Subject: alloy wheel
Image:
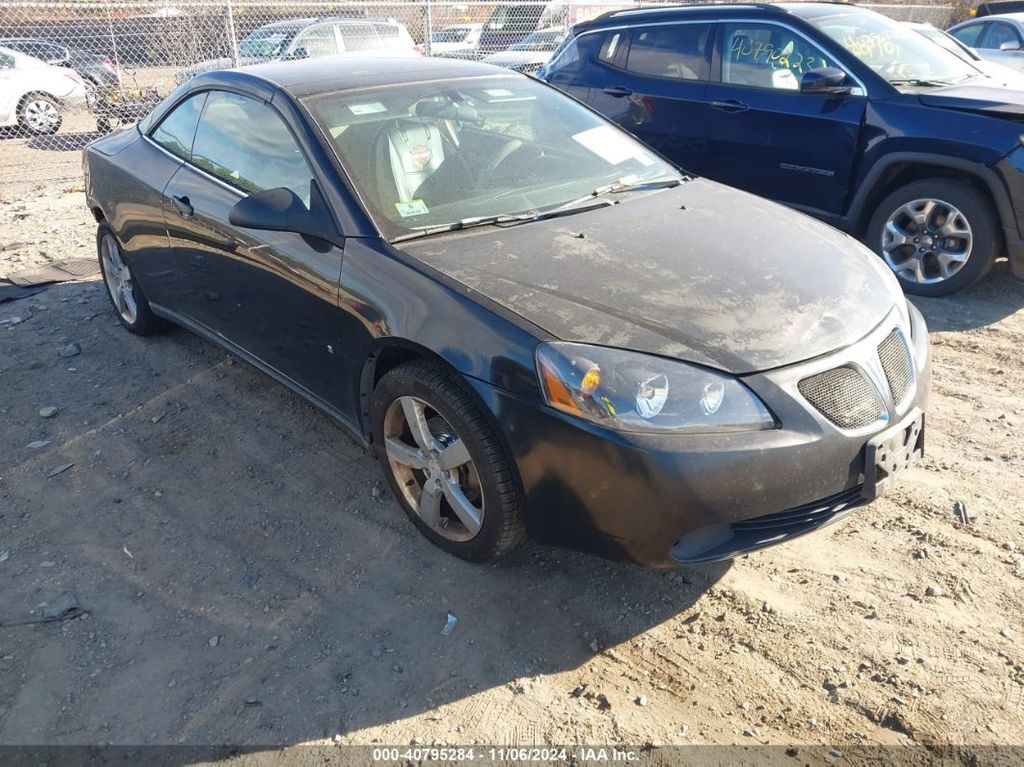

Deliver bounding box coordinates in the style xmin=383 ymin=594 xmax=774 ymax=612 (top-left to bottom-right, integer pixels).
xmin=100 ymin=233 xmax=138 ymax=324
xmin=22 ymin=98 xmax=60 ymax=133
xmin=383 ymin=395 xmax=484 ymax=541
xmin=880 ymin=197 xmax=972 ymax=285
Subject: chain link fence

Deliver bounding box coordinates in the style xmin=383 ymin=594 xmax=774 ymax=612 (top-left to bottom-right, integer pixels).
xmin=0 ymin=0 xmax=955 ymax=175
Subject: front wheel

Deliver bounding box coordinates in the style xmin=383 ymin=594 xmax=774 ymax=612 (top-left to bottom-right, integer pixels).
xmin=371 ymin=360 xmax=525 ymax=562
xmin=18 ymin=93 xmax=62 ymax=135
xmin=866 ymin=178 xmax=999 ymax=296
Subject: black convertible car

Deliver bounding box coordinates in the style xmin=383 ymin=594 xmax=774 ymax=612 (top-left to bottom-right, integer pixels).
xmin=83 ymin=57 xmax=931 ymax=567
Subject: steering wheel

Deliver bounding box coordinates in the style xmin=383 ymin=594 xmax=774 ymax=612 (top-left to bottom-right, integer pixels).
xmin=484 ymin=142 xmax=545 ymax=185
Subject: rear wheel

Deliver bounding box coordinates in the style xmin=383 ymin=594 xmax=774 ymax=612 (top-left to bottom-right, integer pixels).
xmin=17 ymin=93 xmax=62 ymax=135
xmin=371 ymin=360 xmax=525 ymax=562
xmin=867 ymin=178 xmax=998 ymax=296
xmin=97 ymin=224 xmax=165 ymax=335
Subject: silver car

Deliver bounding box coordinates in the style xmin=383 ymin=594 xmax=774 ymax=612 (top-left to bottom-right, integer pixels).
xmin=948 ymin=12 xmax=1024 ymax=73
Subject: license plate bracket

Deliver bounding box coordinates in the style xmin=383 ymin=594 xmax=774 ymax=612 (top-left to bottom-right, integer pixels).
xmin=863 ymin=410 xmax=924 ymax=501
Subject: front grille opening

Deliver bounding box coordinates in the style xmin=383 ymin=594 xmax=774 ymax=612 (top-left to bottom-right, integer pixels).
xmin=878 ymin=328 xmax=913 ymax=405
xmin=798 ymin=365 xmax=883 ymax=430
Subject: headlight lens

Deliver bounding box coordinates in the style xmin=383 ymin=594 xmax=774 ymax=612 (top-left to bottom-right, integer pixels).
xmin=536 ymin=342 xmax=777 ymax=434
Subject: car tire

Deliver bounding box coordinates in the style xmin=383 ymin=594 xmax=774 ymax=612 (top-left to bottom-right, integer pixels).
xmin=371 ymin=360 xmax=525 ymax=562
xmin=17 ymin=92 xmax=62 ymax=135
xmin=867 ymin=178 xmax=999 ymax=297
xmin=96 ymin=224 xmax=165 ymax=336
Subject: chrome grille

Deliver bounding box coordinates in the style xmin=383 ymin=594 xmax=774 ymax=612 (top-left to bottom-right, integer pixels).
xmin=798 ymin=366 xmax=883 ymax=430
xmin=878 ymin=329 xmax=913 ymax=405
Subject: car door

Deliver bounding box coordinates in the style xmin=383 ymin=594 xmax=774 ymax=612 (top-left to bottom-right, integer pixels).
xmin=129 ymin=90 xmax=208 ymax=305
xmin=704 ymin=21 xmax=866 ymax=219
xmin=580 ymin=22 xmax=715 ymax=176
xmin=0 ymin=51 xmax=19 ymax=125
xmin=976 ymin=20 xmax=1024 ymax=70
xmin=160 ymin=89 xmax=350 ymax=410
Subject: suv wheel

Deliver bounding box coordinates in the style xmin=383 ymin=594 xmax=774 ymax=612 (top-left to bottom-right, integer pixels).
xmin=371 ymin=360 xmax=525 ymax=562
xmin=867 ymin=178 xmax=999 ymax=296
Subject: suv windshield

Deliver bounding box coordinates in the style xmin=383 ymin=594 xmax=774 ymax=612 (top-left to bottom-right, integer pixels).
xmin=238 ymin=25 xmax=301 ymax=58
xmin=807 ymin=10 xmax=981 ymax=84
xmin=304 ymin=76 xmax=679 ymax=239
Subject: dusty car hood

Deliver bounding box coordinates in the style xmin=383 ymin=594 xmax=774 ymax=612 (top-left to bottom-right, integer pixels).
xmin=399 ymin=181 xmax=896 ymax=374
xmin=917 ymin=82 xmax=1024 ymax=116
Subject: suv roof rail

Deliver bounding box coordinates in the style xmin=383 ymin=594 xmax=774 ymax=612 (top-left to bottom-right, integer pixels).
xmin=593 ymin=2 xmax=783 ymax=23
xmin=592 ymin=0 xmax=858 ymax=23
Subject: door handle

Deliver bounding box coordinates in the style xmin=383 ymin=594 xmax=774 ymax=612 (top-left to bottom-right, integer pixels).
xmin=602 ymin=85 xmax=633 ymax=98
xmin=711 ymin=99 xmax=749 ymax=114
xmin=171 ymin=194 xmax=194 ymax=219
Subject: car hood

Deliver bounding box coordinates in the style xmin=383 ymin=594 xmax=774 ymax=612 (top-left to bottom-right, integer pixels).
xmin=398 ymin=181 xmax=897 ymax=374
xmin=482 ymin=50 xmax=553 ymax=68
xmin=916 ymin=81 xmax=1024 ymax=116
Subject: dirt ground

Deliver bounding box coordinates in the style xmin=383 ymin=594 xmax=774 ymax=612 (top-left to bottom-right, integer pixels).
xmin=0 ymin=140 xmax=1022 ymax=754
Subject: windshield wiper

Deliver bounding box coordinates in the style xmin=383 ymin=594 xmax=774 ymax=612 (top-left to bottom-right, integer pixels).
xmin=390 ymin=177 xmax=684 ymax=244
xmin=390 ymin=199 xmax=617 ymax=243
xmin=889 ymin=78 xmax=957 ymax=87
xmin=551 ymin=176 xmax=684 ymax=213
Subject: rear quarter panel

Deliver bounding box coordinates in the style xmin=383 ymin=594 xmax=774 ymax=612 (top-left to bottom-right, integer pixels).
xmin=84 ymin=129 xmax=184 ymax=304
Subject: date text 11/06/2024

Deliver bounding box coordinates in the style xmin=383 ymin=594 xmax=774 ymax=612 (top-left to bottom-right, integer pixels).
xmin=371 ymin=747 xmax=640 ymax=762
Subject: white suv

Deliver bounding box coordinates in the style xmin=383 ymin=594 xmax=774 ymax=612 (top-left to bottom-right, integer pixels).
xmin=176 ymin=17 xmax=421 ymax=84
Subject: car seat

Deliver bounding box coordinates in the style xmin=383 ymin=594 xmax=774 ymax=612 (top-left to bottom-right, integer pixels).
xmin=374 ymin=117 xmax=447 ymax=202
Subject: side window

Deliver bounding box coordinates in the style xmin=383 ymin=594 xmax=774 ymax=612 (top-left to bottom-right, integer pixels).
xmin=624 ymin=24 xmax=712 ymax=81
xmin=190 ymin=91 xmax=314 ymax=203
xmin=980 ymin=21 xmax=1022 ymax=49
xmin=291 ymin=24 xmax=340 ymax=58
xmin=0 ymin=52 xmax=14 ymax=69
xmin=721 ymin=23 xmax=842 ymax=91
xmin=39 ymin=42 xmax=64 ymax=61
xmin=544 ymin=34 xmax=581 ymax=77
xmin=597 ymin=31 xmax=625 ymax=67
xmin=950 ymin=22 xmax=986 ymax=47
xmin=150 ymin=92 xmax=208 ymax=160
xmin=338 ymin=23 xmax=380 ymax=53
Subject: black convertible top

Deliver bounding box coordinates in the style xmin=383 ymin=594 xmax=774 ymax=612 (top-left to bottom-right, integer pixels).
xmin=219 ymin=56 xmax=514 ymax=98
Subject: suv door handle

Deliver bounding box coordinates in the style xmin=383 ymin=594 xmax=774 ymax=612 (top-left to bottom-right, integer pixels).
xmin=711 ymin=99 xmax=749 ymax=114
xmin=172 ymin=194 xmax=194 ymax=219
xmin=602 ymin=85 xmax=633 ymax=98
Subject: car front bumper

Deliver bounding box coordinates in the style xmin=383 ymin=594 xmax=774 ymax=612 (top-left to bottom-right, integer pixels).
xmin=471 ymin=303 xmax=932 ymax=567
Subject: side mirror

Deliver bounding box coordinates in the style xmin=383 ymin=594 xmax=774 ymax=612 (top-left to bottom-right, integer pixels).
xmin=800 ymin=66 xmax=852 ymax=96
xmin=999 ymin=40 xmax=1022 ymax=51
xmin=228 ymin=183 xmax=340 ymax=247
xmin=288 ymin=46 xmax=309 ymax=60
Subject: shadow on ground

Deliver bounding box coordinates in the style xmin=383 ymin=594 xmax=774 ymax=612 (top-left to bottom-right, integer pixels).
xmin=913 ymin=262 xmax=1024 ymax=331
xmin=0 ymin=280 xmax=727 ymax=745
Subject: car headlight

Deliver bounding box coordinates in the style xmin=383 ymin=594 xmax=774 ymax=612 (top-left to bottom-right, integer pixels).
xmin=536 ymin=342 xmax=777 ymax=434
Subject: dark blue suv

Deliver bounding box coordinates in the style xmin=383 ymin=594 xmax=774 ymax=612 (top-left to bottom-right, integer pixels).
xmin=540 ymin=2 xmax=1024 ymax=295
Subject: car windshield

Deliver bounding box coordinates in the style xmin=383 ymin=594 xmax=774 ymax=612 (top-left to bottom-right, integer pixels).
xmin=433 ymin=27 xmax=471 ymax=43
xmin=238 ymin=26 xmax=299 ymax=58
xmin=303 ymin=76 xmax=680 ymax=239
xmin=808 ymin=11 xmax=981 ymax=84
xmin=510 ymin=29 xmax=563 ymax=51
xmin=914 ymin=26 xmax=977 ymax=62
